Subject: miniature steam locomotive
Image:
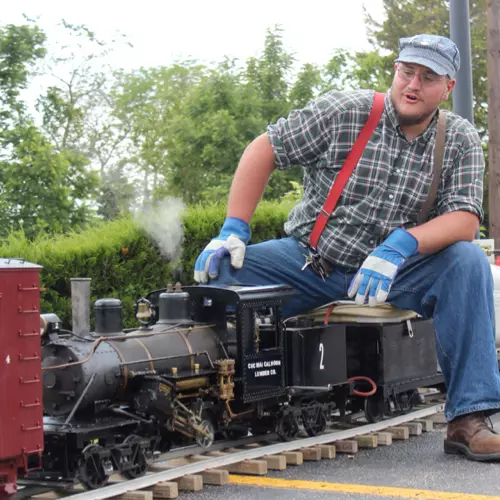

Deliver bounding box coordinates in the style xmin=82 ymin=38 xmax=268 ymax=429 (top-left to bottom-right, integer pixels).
xmin=1 ymin=260 xmax=443 ymax=495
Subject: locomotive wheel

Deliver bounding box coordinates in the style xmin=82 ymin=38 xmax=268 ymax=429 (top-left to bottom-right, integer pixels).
xmin=303 ymin=403 xmax=327 ymax=437
xmin=364 ymin=394 xmax=385 ymax=423
xmin=276 ymin=409 xmax=299 ymax=441
xmin=397 ymin=390 xmax=415 ymax=414
xmin=79 ymin=444 xmax=109 ymax=490
xmin=196 ymin=419 xmax=215 ymax=448
xmin=121 ymin=435 xmax=148 ymax=480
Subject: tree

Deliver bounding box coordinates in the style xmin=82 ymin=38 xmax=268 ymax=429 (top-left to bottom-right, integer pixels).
xmin=0 ymin=22 xmax=98 ymax=239
xmin=0 ymin=122 xmax=98 ymax=239
xmin=110 ymin=62 xmax=206 ymax=207
xmin=246 ymin=25 xmax=295 ymax=123
xmin=289 ymin=63 xmax=323 ymax=109
xmin=35 ymin=21 xmax=125 ymax=153
xmin=97 ymin=161 xmax=137 ymax=220
xmin=35 ymin=20 xmax=133 ymax=217
xmin=158 ymin=59 xmax=267 ymax=203
xmin=0 ymin=22 xmax=45 ymax=131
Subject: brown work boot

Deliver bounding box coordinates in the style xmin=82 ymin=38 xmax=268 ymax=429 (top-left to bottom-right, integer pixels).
xmin=444 ymin=411 xmax=500 ymax=461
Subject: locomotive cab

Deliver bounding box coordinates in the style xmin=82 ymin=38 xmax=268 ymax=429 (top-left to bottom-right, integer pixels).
xmin=184 ymin=284 xmax=295 ymax=403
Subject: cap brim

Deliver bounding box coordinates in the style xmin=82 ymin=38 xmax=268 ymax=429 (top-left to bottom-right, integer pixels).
xmin=396 ymin=55 xmax=449 ymax=77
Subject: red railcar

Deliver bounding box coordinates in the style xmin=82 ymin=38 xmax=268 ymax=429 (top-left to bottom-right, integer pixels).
xmin=0 ymin=259 xmax=43 ymax=499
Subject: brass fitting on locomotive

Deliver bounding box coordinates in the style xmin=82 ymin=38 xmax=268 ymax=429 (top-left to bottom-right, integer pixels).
xmin=215 ymin=359 xmax=235 ymax=400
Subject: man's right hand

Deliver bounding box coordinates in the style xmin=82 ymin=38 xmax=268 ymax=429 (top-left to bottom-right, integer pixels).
xmin=194 ymin=217 xmax=251 ymax=283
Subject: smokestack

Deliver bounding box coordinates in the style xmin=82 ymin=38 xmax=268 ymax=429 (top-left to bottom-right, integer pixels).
xmin=71 ymin=278 xmax=91 ymax=335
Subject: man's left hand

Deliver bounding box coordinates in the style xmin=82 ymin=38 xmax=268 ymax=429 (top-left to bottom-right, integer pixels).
xmin=348 ymin=228 xmax=418 ymax=306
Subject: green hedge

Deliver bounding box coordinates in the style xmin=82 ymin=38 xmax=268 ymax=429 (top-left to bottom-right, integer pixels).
xmin=2 ymin=201 xmax=292 ymax=328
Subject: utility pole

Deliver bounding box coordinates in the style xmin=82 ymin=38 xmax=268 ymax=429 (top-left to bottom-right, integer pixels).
xmin=449 ymin=0 xmax=474 ymax=125
xmin=450 ymin=1 xmax=481 ymax=239
xmin=487 ymin=0 xmax=500 ymax=248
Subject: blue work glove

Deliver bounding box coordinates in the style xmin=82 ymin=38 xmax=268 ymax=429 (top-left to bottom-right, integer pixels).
xmin=194 ymin=217 xmax=251 ymax=283
xmin=347 ymin=228 xmax=418 ymax=306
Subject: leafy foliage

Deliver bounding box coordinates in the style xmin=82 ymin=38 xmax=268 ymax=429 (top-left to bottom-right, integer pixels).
xmin=1 ymin=202 xmax=290 ymax=328
xmin=0 ymin=6 xmax=492 ymax=238
xmin=0 ymin=22 xmax=46 ymax=120
xmin=0 ymin=23 xmax=98 ymax=240
xmin=0 ymin=124 xmax=98 ymax=239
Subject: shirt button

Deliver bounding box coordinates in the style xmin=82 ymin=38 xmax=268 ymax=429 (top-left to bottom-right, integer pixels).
xmin=396 ymin=169 xmax=401 ymax=173
xmin=369 ymin=239 xmax=375 ymax=244
xmin=388 ymin=194 xmax=394 ymax=199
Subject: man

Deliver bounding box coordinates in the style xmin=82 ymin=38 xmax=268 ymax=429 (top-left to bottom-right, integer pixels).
xmin=194 ymin=34 xmax=500 ymax=461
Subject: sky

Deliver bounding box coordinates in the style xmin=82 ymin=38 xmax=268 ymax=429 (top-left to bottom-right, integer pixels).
xmin=2 ymin=0 xmax=387 ymax=73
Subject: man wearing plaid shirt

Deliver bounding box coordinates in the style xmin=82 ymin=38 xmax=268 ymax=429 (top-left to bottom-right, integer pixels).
xmin=194 ymin=34 xmax=500 ymax=461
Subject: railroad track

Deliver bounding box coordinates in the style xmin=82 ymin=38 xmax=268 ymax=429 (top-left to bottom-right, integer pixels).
xmin=19 ymin=396 xmax=447 ymax=500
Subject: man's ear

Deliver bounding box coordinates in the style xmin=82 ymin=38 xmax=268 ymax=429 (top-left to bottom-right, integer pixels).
xmin=442 ymin=78 xmax=456 ymax=101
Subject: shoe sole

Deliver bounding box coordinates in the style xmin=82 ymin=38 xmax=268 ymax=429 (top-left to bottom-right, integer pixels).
xmin=444 ymin=439 xmax=500 ymax=462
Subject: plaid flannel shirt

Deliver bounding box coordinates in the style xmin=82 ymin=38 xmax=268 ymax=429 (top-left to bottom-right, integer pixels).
xmin=267 ymin=89 xmax=484 ymax=270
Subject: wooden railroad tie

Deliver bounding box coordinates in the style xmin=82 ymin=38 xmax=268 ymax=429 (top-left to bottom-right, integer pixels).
xmin=413 ymin=419 xmax=434 ymax=432
xmin=427 ymin=412 xmax=447 ymax=425
xmin=317 ymin=445 xmax=336 ymax=459
xmin=353 ymin=435 xmax=377 ymax=449
xmin=144 ymin=481 xmax=179 ymax=499
xmin=32 ymin=490 xmax=156 ymax=500
xmin=243 ymin=442 xmax=304 ymax=465
xmin=333 ymin=440 xmax=358 ymax=454
xmin=175 ymin=475 xmax=203 ymax=492
xmin=226 ymin=447 xmax=287 ymax=470
xmin=299 ymin=447 xmax=322 ymax=461
xmin=207 ymin=450 xmax=267 ymax=475
xmin=280 ymin=450 xmax=304 ymax=465
xmin=372 ymin=432 xmax=393 ymax=446
xmin=405 ymin=422 xmax=423 ymax=436
xmin=115 ymin=493 xmax=153 ymax=500
xmin=387 ymin=426 xmax=410 ymax=440
xmin=151 ymin=460 xmax=228 ymax=486
xmin=32 ymin=493 xmax=66 ymax=499
xmin=201 ymin=450 xmax=268 ymax=475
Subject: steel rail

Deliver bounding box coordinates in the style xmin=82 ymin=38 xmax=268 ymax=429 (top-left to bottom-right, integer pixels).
xmin=62 ymin=403 xmax=445 ymax=500
xmin=155 ymin=432 xmax=280 ymax=461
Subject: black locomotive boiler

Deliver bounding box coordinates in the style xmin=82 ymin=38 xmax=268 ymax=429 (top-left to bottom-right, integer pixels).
xmin=33 ymin=284 xmax=295 ymax=489
xmin=28 ymin=282 xmax=442 ymax=490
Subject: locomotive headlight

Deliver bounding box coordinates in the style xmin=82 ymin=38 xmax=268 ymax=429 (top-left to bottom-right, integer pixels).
xmin=40 ymin=313 xmax=62 ymax=336
xmin=40 ymin=315 xmax=47 ymax=336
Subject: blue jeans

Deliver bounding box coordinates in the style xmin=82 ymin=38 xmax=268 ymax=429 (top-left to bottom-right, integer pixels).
xmin=209 ymin=237 xmax=500 ymax=421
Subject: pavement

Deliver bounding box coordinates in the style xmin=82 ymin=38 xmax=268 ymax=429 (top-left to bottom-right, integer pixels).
xmin=177 ymin=413 xmax=500 ymax=500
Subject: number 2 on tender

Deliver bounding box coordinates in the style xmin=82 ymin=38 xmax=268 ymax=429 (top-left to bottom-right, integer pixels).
xmin=319 ymin=342 xmax=325 ymax=370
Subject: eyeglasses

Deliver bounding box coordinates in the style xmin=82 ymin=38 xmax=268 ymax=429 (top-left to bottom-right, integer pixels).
xmin=397 ymin=65 xmax=446 ymax=86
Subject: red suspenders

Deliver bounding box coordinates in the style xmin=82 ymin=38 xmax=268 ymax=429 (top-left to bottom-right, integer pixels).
xmin=308 ymin=92 xmax=385 ymax=250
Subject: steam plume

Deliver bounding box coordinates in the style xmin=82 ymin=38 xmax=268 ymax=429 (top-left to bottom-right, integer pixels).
xmin=135 ymin=197 xmax=186 ymax=265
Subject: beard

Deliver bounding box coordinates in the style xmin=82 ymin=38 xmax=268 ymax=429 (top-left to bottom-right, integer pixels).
xmin=390 ymin=87 xmax=438 ymax=127
xmin=396 ymin=109 xmax=436 ymax=127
